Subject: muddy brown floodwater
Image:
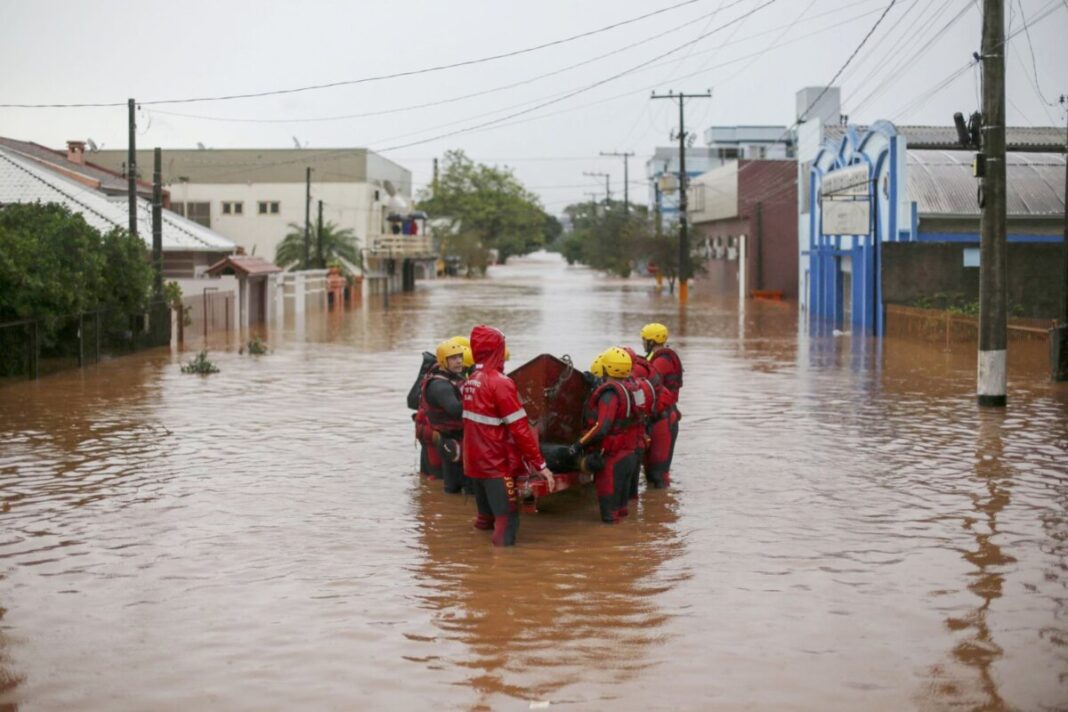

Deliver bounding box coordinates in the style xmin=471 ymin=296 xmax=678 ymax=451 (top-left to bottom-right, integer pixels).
xmin=1 ymin=252 xmax=1066 ymax=711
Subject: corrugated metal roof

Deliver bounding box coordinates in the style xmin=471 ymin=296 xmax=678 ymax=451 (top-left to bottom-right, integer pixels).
xmin=908 ymin=149 xmax=1065 ymax=217
xmin=0 ymin=137 xmax=154 ymax=197
xmin=824 ymin=124 xmax=1066 ymax=151
xmin=0 ymin=147 xmax=234 ymax=252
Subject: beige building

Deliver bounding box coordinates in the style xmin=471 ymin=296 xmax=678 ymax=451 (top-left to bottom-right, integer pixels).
xmin=89 ymin=148 xmax=436 ymax=294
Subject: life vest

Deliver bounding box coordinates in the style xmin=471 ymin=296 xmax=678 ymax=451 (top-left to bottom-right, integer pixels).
xmin=648 ymin=345 xmax=683 ymax=392
xmin=420 ymin=370 xmax=464 ymax=436
xmin=627 ymin=375 xmax=657 ymax=424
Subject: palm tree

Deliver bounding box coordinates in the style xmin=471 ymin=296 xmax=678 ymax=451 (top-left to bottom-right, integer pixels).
xmin=274 ymin=221 xmax=362 ymax=271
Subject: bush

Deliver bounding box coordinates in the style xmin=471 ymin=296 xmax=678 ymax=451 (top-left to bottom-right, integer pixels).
xmin=181 ymin=350 xmax=219 ymax=374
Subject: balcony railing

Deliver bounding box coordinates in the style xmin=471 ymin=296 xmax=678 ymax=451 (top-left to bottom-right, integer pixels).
xmin=367 ymin=234 xmax=435 ymax=258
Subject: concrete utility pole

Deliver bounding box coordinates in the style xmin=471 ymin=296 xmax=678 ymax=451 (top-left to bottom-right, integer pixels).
xmin=1054 ymin=94 xmax=1068 ymax=381
xmin=432 ymin=157 xmax=440 ymax=197
xmin=977 ymin=0 xmax=1007 ymax=407
xmin=651 ymin=90 xmax=712 ymax=305
xmin=584 ymin=171 xmax=611 ymax=205
xmin=304 ymin=167 xmax=312 ymax=270
xmin=600 ymin=151 xmax=634 ymax=214
xmin=152 ymin=148 xmax=162 ymax=296
xmin=127 ymin=98 xmax=137 ymax=239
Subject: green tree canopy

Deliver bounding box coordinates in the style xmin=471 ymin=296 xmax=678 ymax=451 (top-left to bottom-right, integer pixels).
xmin=0 ymin=202 xmax=152 ymax=322
xmin=275 ymin=220 xmax=361 ymax=271
xmin=417 ymin=150 xmax=555 ymax=272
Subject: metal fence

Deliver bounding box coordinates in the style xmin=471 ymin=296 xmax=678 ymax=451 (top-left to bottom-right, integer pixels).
xmin=0 ymin=300 xmax=170 ymax=383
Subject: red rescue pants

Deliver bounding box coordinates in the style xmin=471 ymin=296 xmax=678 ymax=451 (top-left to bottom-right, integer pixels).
xmin=644 ymin=407 xmax=679 ymax=488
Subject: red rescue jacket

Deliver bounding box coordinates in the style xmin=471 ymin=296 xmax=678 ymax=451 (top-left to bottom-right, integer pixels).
xmin=648 ymin=345 xmax=683 ymax=411
xmin=461 ymin=326 xmax=546 ymax=479
xmin=420 ymin=367 xmax=465 ymax=437
xmin=580 ymin=380 xmax=639 ymax=454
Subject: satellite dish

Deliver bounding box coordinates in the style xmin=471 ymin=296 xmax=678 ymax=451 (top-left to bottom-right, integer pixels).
xmin=86 ymin=138 xmax=99 ymax=152
xmin=292 ymin=136 xmax=302 ymax=149
xmin=196 ymin=142 xmax=206 ymax=150
xmin=382 ymin=179 xmax=397 ymax=197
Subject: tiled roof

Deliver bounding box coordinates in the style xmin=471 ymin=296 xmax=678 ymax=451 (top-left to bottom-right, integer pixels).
xmin=0 ymin=137 xmax=154 ymax=197
xmin=0 ymin=147 xmax=234 ymax=252
xmin=206 ymin=255 xmax=282 ymax=277
xmin=908 ymin=149 xmax=1065 ymax=217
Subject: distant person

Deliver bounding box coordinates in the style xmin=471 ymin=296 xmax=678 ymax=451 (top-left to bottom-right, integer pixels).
xmin=570 ymin=347 xmax=640 ymax=523
xmin=462 ymin=325 xmax=554 ymax=547
xmin=408 ymin=349 xmax=440 ymax=480
xmin=640 ymin=323 xmax=683 ymax=488
xmin=421 ymin=340 xmax=469 ymax=494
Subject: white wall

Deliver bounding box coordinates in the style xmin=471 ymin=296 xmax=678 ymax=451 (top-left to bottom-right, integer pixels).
xmin=171 ymin=181 xmax=391 ymax=269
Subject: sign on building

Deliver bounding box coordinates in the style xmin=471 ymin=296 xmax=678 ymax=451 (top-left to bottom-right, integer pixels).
xmin=820 ymin=164 xmax=870 ymax=235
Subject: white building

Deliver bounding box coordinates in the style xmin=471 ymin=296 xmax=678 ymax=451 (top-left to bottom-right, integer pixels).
xmin=89 ymin=148 xmax=436 ymax=294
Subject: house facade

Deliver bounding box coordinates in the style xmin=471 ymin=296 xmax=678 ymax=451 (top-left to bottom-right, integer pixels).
xmin=88 ymin=148 xmax=436 ymax=294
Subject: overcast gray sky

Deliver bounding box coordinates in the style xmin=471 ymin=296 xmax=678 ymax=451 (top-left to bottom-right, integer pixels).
xmin=1 ymin=0 xmax=1065 ymax=214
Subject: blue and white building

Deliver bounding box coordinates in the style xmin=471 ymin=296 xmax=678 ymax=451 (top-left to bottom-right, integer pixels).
xmin=804 ymin=122 xmax=1066 ymax=334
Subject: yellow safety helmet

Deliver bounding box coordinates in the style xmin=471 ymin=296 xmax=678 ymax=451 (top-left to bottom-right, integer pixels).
xmin=435 ymin=339 xmax=465 ymax=369
xmin=450 ymin=335 xmax=471 ymax=348
xmin=504 ymin=346 xmax=510 ymax=361
xmin=640 ymin=322 xmax=669 ymax=345
xmin=599 ymin=347 xmax=632 ymax=379
xmin=589 ymin=354 xmax=605 ymax=378
xmin=461 ymin=345 xmax=475 ymax=369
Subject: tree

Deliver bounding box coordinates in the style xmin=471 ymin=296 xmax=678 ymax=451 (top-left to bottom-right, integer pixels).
xmin=0 ymin=202 xmax=152 ymax=322
xmin=274 ymin=221 xmax=361 ymax=271
xmin=556 ymin=200 xmax=652 ymax=277
xmin=417 ymin=150 xmax=555 ymax=273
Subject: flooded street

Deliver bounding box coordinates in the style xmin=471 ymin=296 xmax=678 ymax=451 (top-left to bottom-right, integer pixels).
xmin=1 ymin=252 xmax=1066 ymax=711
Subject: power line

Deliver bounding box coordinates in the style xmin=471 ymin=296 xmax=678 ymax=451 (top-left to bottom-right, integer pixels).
xmin=0 ymin=0 xmax=709 ymax=109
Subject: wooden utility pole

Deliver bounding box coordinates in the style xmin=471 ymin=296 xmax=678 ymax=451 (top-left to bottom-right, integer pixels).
xmin=152 ymin=148 xmax=162 ymax=296
xmin=600 ymin=151 xmax=634 ymax=214
xmin=584 ymin=171 xmax=611 ymax=205
xmin=316 ymin=199 xmax=324 ymax=269
xmin=303 ymin=167 xmax=312 ymax=269
xmin=977 ymin=0 xmax=1007 ymax=407
xmin=1053 ymin=94 xmax=1068 ymax=381
xmin=127 ymin=98 xmax=137 ymax=239
xmin=651 ymin=90 xmax=712 ymax=305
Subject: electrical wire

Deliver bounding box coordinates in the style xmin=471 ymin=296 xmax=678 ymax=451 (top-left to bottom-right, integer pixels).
xmin=0 ymin=0 xmax=708 ymax=108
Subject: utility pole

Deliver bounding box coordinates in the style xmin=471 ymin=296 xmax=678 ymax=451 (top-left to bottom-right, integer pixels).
xmin=600 ymin=151 xmax=634 ymax=214
xmin=432 ymin=157 xmax=440 ymax=198
xmin=652 ymin=90 xmax=712 ymax=305
xmin=127 ymin=98 xmax=137 ymax=239
xmin=584 ymin=171 xmax=611 ymax=205
xmin=977 ymin=0 xmax=1007 ymax=407
xmin=152 ymin=148 xmax=162 ymax=296
xmin=1053 ymin=94 xmax=1068 ymax=381
xmin=317 ymin=199 xmax=324 ymax=269
xmin=304 ymin=167 xmax=312 ymax=270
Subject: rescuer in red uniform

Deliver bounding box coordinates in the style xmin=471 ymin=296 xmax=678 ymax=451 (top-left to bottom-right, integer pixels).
xmin=462 ymin=325 xmax=554 ymax=547
xmin=408 ymin=349 xmax=441 ymax=480
xmin=421 ymin=340 xmax=469 ymax=494
xmin=622 ymin=346 xmax=657 ymax=503
xmin=571 ymin=347 xmax=640 ymax=523
xmin=641 ymin=323 xmax=683 ymax=488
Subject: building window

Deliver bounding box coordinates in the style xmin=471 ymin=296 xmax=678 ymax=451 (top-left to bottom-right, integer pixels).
xmin=171 ymin=202 xmax=185 ymax=217
xmin=183 ymin=202 xmax=211 ymax=228
xmin=222 ymin=201 xmax=243 ymax=215
xmin=717 ymin=147 xmax=739 ymax=160
xmin=258 ymin=201 xmax=280 ymax=215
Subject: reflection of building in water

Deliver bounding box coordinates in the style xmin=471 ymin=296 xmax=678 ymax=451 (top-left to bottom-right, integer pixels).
xmin=0 ymin=599 xmax=26 ymax=706
xmin=920 ymin=411 xmax=1013 ymax=710
xmin=408 ymin=478 xmax=684 ymax=707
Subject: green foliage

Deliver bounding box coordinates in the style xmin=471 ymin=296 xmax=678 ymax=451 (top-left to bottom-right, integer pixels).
xmin=181 ymin=350 xmax=219 ymax=374
xmin=911 ymin=292 xmax=1027 ymax=318
xmin=163 ymin=280 xmax=192 ymax=326
xmin=275 ymin=221 xmax=361 ymax=271
xmin=245 ymin=334 xmax=269 ymax=355
xmin=0 ymin=202 xmax=153 ymax=323
xmin=416 ymin=150 xmax=556 ymax=272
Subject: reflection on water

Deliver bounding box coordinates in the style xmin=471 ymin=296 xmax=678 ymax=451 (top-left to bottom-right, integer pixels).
xmin=0 ymin=252 xmax=1066 ymax=710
